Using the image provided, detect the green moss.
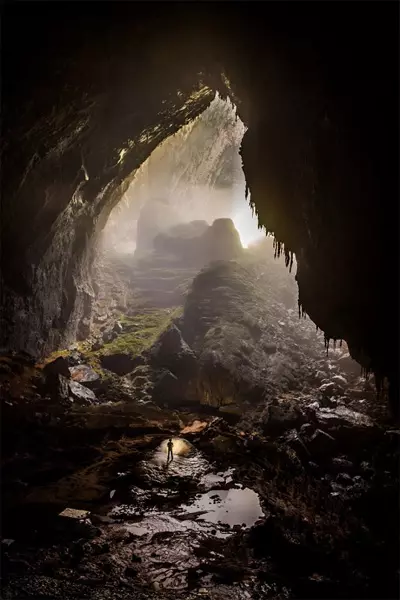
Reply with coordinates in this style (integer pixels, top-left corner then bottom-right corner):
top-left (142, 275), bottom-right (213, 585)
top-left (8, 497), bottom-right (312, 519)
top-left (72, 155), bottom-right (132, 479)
top-left (42, 348), bottom-right (70, 366)
top-left (81, 308), bottom-right (183, 370)
top-left (43, 308), bottom-right (183, 376)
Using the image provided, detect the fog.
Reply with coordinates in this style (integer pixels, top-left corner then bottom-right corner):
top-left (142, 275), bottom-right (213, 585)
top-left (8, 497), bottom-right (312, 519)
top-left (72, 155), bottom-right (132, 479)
top-left (101, 95), bottom-right (265, 258)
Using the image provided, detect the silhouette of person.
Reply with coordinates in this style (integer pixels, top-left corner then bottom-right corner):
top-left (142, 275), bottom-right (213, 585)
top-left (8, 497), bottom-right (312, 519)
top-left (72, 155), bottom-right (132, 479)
top-left (167, 437), bottom-right (174, 463)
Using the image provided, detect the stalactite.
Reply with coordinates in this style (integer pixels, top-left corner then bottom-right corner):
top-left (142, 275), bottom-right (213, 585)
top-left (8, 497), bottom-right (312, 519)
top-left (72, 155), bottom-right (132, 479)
top-left (339, 339), bottom-right (343, 348)
top-left (285, 249), bottom-right (290, 268)
top-left (289, 252), bottom-right (294, 273)
top-left (298, 299), bottom-right (302, 319)
top-left (324, 335), bottom-right (330, 356)
top-left (333, 338), bottom-right (337, 349)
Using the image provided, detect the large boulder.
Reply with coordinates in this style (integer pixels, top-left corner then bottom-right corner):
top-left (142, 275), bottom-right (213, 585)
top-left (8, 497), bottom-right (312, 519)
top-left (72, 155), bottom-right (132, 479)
top-left (69, 364), bottom-right (101, 389)
top-left (100, 353), bottom-right (144, 375)
top-left (151, 218), bottom-right (243, 267)
top-left (57, 375), bottom-right (97, 406)
top-left (43, 356), bottom-right (70, 380)
top-left (202, 218), bottom-right (243, 262)
top-left (314, 406), bottom-right (379, 448)
top-left (263, 401), bottom-right (305, 435)
top-left (69, 380), bottom-right (97, 406)
top-left (149, 325), bottom-right (197, 376)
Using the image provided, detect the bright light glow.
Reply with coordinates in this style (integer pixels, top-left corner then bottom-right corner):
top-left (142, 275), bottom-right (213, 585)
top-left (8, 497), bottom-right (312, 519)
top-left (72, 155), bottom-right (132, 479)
top-left (232, 206), bottom-right (265, 248)
top-left (159, 437), bottom-right (193, 456)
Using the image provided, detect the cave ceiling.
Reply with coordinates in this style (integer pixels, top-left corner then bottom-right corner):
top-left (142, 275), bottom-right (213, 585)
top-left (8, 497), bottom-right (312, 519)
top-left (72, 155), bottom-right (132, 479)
top-left (1, 2), bottom-right (398, 402)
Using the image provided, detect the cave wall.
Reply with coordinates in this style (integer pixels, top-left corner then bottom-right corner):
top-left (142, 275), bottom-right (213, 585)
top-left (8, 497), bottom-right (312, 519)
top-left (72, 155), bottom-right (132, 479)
top-left (1, 3), bottom-right (398, 401)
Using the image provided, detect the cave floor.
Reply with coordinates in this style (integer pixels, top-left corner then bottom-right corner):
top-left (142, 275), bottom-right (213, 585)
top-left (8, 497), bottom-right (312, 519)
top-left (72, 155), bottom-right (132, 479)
top-left (1, 253), bottom-right (399, 599)
top-left (1, 393), bottom-right (399, 600)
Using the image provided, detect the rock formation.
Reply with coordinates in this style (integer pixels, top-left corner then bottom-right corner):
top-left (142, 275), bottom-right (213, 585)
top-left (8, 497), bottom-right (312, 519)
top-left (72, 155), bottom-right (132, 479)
top-left (1, 2), bottom-right (398, 412)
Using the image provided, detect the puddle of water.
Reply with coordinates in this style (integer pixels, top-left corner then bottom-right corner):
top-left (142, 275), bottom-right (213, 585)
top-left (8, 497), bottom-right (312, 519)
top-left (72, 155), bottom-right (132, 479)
top-left (138, 442), bottom-right (210, 483)
top-left (124, 524), bottom-right (148, 537)
top-left (179, 487), bottom-right (263, 528)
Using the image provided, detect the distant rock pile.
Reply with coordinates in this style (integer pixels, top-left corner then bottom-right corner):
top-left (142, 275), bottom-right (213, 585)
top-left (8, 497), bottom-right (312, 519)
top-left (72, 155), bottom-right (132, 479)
top-left (143, 217), bottom-right (243, 267)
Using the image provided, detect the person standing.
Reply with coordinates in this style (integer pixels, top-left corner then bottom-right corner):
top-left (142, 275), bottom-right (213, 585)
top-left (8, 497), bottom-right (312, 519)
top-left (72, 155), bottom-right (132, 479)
top-left (167, 438), bottom-right (174, 463)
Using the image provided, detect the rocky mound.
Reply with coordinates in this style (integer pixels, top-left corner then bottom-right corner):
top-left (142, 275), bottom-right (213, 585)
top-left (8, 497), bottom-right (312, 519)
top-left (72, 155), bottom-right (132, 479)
top-left (153, 218), bottom-right (243, 267)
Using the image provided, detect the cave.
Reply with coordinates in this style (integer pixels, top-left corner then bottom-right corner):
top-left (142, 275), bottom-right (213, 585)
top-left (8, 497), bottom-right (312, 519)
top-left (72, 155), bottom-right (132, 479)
top-left (1, 2), bottom-right (399, 599)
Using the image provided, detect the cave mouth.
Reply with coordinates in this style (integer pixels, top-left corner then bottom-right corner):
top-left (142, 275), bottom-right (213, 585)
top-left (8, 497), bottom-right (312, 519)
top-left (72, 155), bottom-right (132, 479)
top-left (100, 94), bottom-right (265, 261)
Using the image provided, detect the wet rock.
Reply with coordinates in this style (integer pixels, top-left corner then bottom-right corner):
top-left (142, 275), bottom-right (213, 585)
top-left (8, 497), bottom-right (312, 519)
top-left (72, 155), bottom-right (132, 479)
top-left (69, 364), bottom-right (101, 389)
top-left (264, 401), bottom-right (304, 435)
top-left (124, 566), bottom-right (138, 578)
top-left (315, 406), bottom-right (378, 446)
top-left (100, 353), bottom-right (138, 375)
top-left (69, 380), bottom-right (96, 405)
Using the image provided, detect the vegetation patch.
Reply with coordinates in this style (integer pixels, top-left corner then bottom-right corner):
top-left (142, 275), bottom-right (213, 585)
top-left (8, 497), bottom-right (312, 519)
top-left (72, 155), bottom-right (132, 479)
top-left (82, 307), bottom-right (183, 371)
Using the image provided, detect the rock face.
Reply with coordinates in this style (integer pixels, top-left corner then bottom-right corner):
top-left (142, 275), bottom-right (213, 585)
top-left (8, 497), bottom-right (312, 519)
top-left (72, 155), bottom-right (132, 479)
top-left (1, 4), bottom-right (398, 409)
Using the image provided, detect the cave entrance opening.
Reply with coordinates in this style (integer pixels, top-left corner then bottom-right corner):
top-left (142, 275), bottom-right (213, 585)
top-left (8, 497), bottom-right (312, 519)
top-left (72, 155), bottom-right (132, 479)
top-left (89, 93), bottom-right (302, 347)
top-left (101, 94), bottom-right (265, 260)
